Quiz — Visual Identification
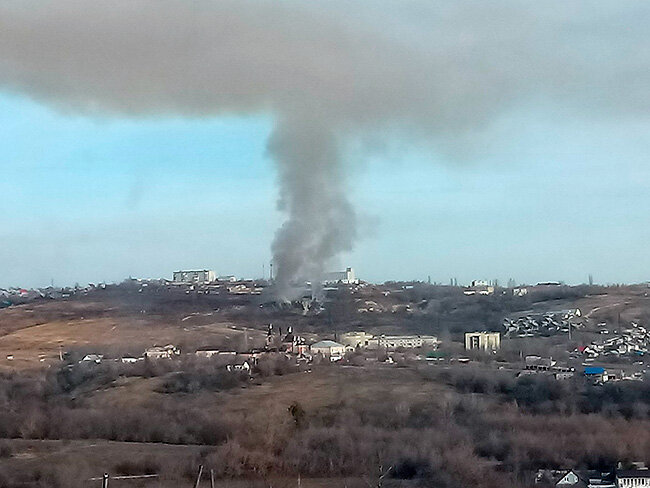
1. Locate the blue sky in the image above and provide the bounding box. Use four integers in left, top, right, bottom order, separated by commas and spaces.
1, 92, 649, 288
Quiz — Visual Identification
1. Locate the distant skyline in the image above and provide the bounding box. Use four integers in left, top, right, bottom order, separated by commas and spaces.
1, 92, 649, 289
1, 1, 649, 290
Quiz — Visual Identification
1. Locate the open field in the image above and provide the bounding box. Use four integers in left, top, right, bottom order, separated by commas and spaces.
0, 282, 649, 487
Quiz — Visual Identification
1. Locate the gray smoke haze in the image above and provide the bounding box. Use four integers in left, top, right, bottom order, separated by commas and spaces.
1, 0, 648, 295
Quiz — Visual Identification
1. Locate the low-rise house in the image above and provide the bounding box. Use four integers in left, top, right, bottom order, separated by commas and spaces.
226, 361, 251, 373
555, 372, 574, 380
217, 275, 237, 282
144, 344, 180, 359
616, 469, 650, 487
195, 349, 221, 358
555, 469, 587, 487
526, 355, 556, 371
120, 356, 141, 363
310, 340, 345, 359
81, 354, 103, 363
464, 285, 495, 296
584, 366, 608, 383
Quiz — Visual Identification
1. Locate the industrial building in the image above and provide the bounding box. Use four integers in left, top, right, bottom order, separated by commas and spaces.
339, 332, 439, 350
370, 334, 439, 350
172, 269, 216, 284
465, 331, 501, 351
323, 267, 358, 284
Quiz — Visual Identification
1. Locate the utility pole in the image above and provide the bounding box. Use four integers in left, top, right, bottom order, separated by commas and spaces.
102, 473, 109, 488
269, 262, 273, 281
210, 469, 215, 488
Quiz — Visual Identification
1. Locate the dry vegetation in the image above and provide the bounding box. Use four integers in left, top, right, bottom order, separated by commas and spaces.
0, 283, 649, 487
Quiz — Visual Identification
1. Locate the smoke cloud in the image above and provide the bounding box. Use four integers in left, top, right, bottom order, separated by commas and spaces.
1, 1, 648, 294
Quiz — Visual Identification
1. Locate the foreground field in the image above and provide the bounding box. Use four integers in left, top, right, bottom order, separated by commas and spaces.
1, 283, 649, 487
1, 360, 650, 488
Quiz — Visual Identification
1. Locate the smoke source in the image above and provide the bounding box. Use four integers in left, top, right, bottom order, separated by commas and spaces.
1, 1, 648, 296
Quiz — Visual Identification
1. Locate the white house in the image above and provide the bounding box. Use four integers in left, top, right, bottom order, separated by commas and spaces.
617, 469, 650, 487
310, 340, 346, 359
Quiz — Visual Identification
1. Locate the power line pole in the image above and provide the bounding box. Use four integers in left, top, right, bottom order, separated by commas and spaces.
102, 473, 109, 488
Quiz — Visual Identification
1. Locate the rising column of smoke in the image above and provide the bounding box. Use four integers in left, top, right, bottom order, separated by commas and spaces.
0, 0, 649, 299
268, 116, 355, 299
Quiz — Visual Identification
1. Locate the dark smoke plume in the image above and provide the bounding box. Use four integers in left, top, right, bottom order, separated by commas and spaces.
1, 1, 648, 296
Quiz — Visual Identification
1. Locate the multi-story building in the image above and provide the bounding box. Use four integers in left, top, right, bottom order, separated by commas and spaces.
465, 331, 501, 351
172, 269, 216, 284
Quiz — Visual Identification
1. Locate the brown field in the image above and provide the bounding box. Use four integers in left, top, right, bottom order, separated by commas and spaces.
1, 283, 649, 487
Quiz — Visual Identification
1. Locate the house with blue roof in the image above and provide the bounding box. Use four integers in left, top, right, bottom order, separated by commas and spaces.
584, 366, 608, 382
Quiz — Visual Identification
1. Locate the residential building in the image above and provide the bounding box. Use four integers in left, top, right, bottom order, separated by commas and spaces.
195, 349, 221, 358
217, 275, 237, 282
227, 361, 251, 373
144, 344, 180, 359
465, 331, 501, 351
464, 285, 495, 296
584, 366, 608, 383
310, 340, 346, 358
526, 355, 556, 371
172, 270, 216, 284
617, 469, 650, 487
81, 354, 103, 363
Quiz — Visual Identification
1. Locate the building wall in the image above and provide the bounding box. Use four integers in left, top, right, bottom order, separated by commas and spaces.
340, 332, 374, 348
323, 267, 358, 284
465, 332, 501, 351
173, 270, 216, 283
370, 335, 439, 350
311, 345, 346, 356
617, 477, 650, 487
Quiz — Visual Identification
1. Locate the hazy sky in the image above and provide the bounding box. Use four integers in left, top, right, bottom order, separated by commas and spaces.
1, 1, 649, 288
2, 92, 649, 288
